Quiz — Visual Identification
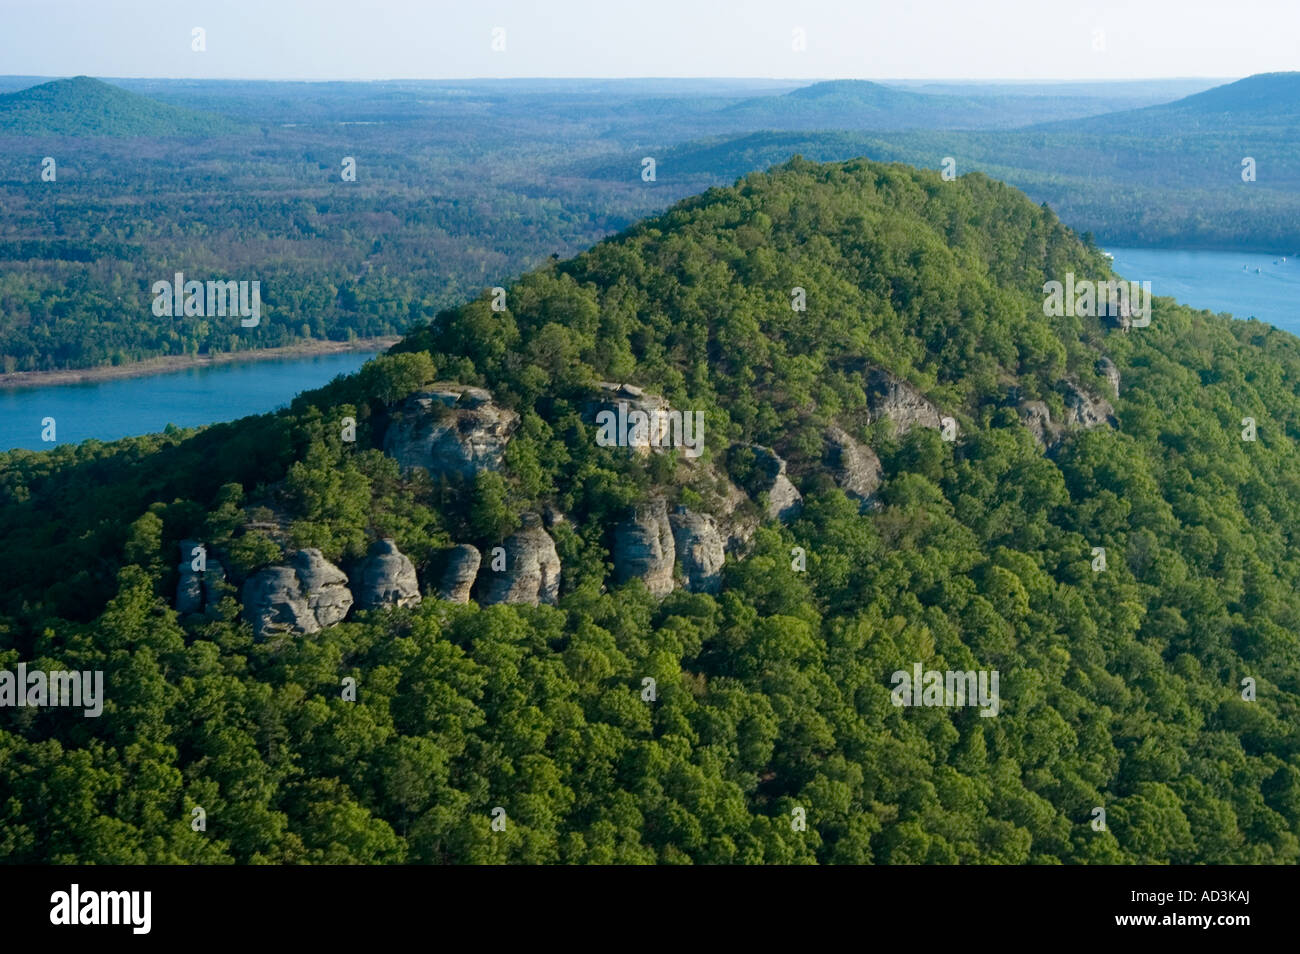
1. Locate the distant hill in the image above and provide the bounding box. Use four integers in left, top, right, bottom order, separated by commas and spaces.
589, 73, 1300, 250
0, 76, 240, 136
1163, 71, 1300, 118
1030, 71, 1300, 134
712, 79, 1161, 131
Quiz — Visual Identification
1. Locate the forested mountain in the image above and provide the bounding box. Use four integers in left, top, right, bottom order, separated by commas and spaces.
0, 76, 240, 137
2, 158, 1297, 864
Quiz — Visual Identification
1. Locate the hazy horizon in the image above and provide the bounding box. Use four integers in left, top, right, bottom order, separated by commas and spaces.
0, 0, 1295, 82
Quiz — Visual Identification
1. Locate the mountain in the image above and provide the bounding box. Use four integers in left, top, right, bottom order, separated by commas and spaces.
0, 76, 240, 136
2, 158, 1299, 864
713, 79, 1114, 131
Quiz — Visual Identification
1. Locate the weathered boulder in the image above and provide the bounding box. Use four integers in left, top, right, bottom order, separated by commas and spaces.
176, 540, 225, 615
242, 567, 314, 638
1096, 357, 1121, 398
292, 548, 354, 627
1062, 380, 1117, 430
479, 515, 561, 606
716, 477, 758, 554
746, 444, 802, 521
242, 548, 353, 638
669, 507, 726, 593
1018, 401, 1064, 449
176, 539, 204, 615
436, 544, 481, 604
824, 426, 883, 503
866, 368, 942, 434
1102, 295, 1133, 332
383, 385, 518, 479
613, 498, 676, 596
1019, 381, 1116, 451
583, 382, 703, 458
355, 539, 421, 611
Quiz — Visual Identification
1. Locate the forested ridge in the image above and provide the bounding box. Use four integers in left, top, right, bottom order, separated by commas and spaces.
1, 158, 1298, 864
588, 73, 1300, 252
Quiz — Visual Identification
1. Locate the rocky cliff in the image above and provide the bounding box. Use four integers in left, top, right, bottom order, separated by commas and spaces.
242, 548, 353, 639
478, 515, 562, 606
354, 539, 422, 611
383, 385, 519, 479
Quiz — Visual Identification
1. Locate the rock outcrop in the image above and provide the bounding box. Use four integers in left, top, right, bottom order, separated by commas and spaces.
824, 426, 883, 503
354, 539, 421, 611
175, 540, 226, 616
242, 567, 312, 638
866, 368, 942, 434
669, 507, 726, 593
747, 444, 803, 521
242, 548, 353, 638
713, 474, 759, 555
435, 544, 481, 604
383, 385, 518, 479
613, 498, 676, 596
478, 515, 561, 606
1018, 401, 1064, 449
1062, 380, 1117, 430
1019, 380, 1117, 451
1096, 357, 1120, 398
583, 382, 703, 458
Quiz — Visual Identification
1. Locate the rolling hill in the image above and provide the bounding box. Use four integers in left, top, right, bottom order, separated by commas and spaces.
0, 76, 240, 136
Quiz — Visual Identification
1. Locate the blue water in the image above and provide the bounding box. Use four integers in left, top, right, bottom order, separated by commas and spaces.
1107, 247, 1300, 335
0, 350, 378, 453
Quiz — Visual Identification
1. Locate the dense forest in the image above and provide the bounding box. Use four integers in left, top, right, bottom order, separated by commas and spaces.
1, 159, 1297, 863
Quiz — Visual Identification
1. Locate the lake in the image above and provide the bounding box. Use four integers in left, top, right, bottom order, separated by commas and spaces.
0, 350, 378, 453
1107, 247, 1300, 335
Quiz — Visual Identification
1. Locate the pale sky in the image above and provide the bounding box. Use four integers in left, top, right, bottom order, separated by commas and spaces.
0, 0, 1295, 81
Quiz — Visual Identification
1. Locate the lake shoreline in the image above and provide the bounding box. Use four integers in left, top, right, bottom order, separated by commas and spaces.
0, 337, 400, 391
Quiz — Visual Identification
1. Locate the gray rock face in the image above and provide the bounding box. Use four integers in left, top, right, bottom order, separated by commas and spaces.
292, 548, 354, 627
613, 498, 676, 596
176, 542, 204, 615
717, 477, 758, 554
583, 382, 703, 458
1103, 296, 1133, 332
436, 544, 481, 604
1019, 381, 1116, 451
383, 385, 519, 479
825, 426, 883, 503
669, 507, 726, 593
242, 548, 353, 638
176, 540, 226, 616
479, 515, 561, 606
1096, 357, 1121, 398
1018, 401, 1064, 449
748, 444, 803, 521
1062, 380, 1117, 430
242, 567, 313, 638
866, 368, 942, 434
355, 539, 421, 611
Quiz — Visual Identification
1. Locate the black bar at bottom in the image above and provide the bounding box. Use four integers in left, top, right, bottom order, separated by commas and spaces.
0, 863, 1277, 941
